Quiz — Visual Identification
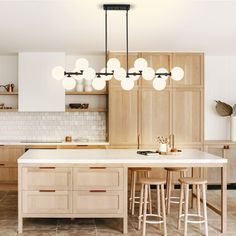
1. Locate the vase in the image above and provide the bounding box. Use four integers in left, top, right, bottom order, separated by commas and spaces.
231, 116, 236, 141
159, 143, 168, 153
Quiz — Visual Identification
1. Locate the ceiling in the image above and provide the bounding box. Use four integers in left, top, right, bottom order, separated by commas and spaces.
0, 0, 236, 55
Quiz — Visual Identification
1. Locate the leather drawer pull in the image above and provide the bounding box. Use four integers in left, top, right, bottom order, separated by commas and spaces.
0, 163, 5, 166
39, 190, 56, 192
39, 167, 56, 169
89, 190, 106, 193
89, 167, 106, 169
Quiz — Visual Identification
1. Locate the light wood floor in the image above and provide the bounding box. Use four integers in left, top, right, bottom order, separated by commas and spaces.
0, 190, 235, 235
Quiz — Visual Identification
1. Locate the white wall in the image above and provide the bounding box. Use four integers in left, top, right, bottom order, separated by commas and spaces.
204, 55, 236, 140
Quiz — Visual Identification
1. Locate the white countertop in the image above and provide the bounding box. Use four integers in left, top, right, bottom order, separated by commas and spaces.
18, 149, 227, 166
0, 141, 109, 146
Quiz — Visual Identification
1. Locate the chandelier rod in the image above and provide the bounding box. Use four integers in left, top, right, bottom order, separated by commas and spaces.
105, 9, 108, 74
126, 8, 129, 77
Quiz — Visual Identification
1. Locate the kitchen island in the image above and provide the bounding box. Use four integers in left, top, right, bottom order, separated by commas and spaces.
18, 149, 228, 234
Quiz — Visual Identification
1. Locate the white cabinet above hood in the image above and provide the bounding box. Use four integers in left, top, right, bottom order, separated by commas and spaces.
18, 52, 65, 112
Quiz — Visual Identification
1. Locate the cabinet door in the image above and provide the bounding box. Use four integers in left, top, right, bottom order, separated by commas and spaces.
140, 89, 171, 148
19, 52, 65, 111
173, 88, 203, 145
172, 53, 204, 87
109, 87, 138, 147
0, 146, 24, 183
226, 148, 236, 183
141, 53, 171, 87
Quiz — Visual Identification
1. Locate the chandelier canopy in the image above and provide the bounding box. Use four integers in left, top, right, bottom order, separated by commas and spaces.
52, 4, 184, 91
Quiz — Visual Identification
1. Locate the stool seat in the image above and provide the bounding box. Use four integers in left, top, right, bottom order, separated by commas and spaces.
140, 178, 166, 185
164, 167, 187, 172
179, 177, 207, 185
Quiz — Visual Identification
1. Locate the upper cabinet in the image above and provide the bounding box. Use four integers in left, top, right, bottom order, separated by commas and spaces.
172, 53, 204, 87
19, 52, 65, 112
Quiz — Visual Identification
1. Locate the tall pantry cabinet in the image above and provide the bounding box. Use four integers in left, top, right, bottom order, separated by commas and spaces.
108, 52, 204, 150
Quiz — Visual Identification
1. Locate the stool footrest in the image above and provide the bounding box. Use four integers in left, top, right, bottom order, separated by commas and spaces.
138, 214, 164, 225
179, 213, 206, 224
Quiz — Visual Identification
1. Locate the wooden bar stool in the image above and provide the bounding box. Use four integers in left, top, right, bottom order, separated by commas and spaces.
178, 177, 208, 236
129, 168, 152, 215
138, 178, 167, 236
165, 167, 187, 214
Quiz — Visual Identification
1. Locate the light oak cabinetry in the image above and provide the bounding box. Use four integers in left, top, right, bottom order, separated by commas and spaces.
204, 141, 236, 184
0, 146, 24, 184
108, 52, 204, 149
18, 165, 127, 233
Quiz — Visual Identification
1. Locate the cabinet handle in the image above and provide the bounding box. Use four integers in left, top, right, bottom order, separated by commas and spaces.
39, 190, 56, 192
0, 163, 5, 166
89, 190, 106, 193
39, 167, 56, 169
89, 167, 106, 169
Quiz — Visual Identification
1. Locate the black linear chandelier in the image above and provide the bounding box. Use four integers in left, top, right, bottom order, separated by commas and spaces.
52, 4, 184, 91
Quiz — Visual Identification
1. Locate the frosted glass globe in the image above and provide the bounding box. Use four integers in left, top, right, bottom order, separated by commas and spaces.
83, 67, 96, 81
100, 68, 113, 81
156, 68, 169, 80
128, 67, 140, 81
142, 67, 155, 80
121, 78, 135, 91
62, 77, 76, 90
107, 58, 120, 71
52, 66, 65, 80
92, 77, 106, 90
134, 58, 148, 71
171, 67, 184, 81
114, 67, 126, 81
153, 77, 166, 91
75, 58, 89, 70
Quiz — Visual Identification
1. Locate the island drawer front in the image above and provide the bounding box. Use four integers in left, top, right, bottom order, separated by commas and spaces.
22, 190, 72, 214
22, 167, 72, 190
73, 190, 123, 214
73, 167, 123, 190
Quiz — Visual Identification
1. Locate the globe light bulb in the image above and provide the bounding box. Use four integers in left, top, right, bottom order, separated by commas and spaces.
52, 66, 65, 80
121, 78, 135, 91
134, 58, 148, 71
100, 68, 113, 81
107, 58, 120, 71
92, 77, 106, 90
153, 77, 167, 91
142, 67, 155, 80
171, 67, 184, 81
62, 77, 76, 90
128, 67, 140, 81
83, 67, 96, 81
114, 67, 126, 81
156, 68, 169, 80
75, 58, 89, 70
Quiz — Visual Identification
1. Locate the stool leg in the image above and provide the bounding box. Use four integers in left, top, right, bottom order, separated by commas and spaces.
142, 184, 148, 236
131, 171, 137, 215
129, 170, 134, 210
202, 183, 209, 236
146, 171, 152, 214
197, 184, 201, 217
178, 183, 184, 230
161, 184, 167, 236
138, 183, 144, 230
166, 171, 172, 214
184, 184, 189, 236
157, 184, 160, 216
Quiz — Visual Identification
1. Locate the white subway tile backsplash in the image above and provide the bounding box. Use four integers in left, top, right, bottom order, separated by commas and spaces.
0, 112, 106, 141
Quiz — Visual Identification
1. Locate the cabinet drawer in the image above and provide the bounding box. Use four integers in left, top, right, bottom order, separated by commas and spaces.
22, 167, 71, 190
73, 190, 123, 214
23, 190, 71, 214
73, 167, 123, 190
0, 167, 17, 182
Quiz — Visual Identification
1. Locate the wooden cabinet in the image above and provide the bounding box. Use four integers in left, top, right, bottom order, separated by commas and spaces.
0, 146, 24, 183
19, 165, 125, 219
109, 87, 139, 148
73, 167, 123, 190
108, 52, 204, 149
23, 190, 72, 214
